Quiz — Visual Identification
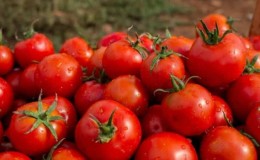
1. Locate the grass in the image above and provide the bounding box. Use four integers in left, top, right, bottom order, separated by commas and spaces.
0, 0, 192, 50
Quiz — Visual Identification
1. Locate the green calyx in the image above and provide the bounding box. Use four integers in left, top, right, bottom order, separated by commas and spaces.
129, 36, 148, 59
90, 109, 117, 143
196, 20, 232, 45
243, 55, 260, 74
14, 93, 64, 141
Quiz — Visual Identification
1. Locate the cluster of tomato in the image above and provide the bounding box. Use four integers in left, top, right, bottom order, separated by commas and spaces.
0, 13, 259, 159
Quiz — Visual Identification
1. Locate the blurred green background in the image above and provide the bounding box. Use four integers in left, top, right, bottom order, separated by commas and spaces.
0, 0, 192, 50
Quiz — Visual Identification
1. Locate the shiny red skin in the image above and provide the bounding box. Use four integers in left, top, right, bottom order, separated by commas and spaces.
4, 68, 22, 97
161, 83, 215, 136
139, 34, 156, 53
19, 63, 40, 100
200, 126, 257, 160
59, 37, 94, 75
135, 132, 198, 160
0, 151, 31, 160
42, 96, 78, 137
249, 35, 260, 51
102, 39, 144, 79
75, 100, 142, 160
0, 46, 14, 76
104, 75, 149, 117
0, 77, 14, 118
245, 49, 260, 70
141, 104, 169, 138
211, 95, 233, 127
245, 105, 260, 144
187, 33, 246, 87
97, 31, 128, 48
34, 53, 83, 98
74, 80, 105, 116
226, 73, 260, 123
6, 102, 67, 156
88, 46, 106, 78
14, 33, 54, 68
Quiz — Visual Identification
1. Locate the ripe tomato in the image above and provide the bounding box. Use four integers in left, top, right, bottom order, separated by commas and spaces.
200, 126, 257, 160
0, 45, 14, 76
6, 97, 67, 156
34, 53, 83, 98
161, 82, 215, 136
226, 73, 260, 123
75, 99, 142, 160
135, 132, 198, 160
0, 77, 14, 118
104, 75, 149, 117
249, 35, 260, 51
4, 68, 22, 97
97, 31, 128, 48
14, 33, 54, 68
187, 24, 246, 87
74, 80, 105, 116
0, 151, 31, 160
102, 39, 145, 79
245, 104, 260, 144
244, 49, 260, 73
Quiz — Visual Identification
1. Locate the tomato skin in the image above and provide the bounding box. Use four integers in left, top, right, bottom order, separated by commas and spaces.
226, 73, 260, 122
249, 35, 260, 51
0, 77, 14, 118
6, 102, 67, 156
161, 83, 215, 136
200, 126, 257, 160
74, 80, 105, 116
34, 53, 83, 98
104, 75, 149, 117
135, 132, 198, 160
0, 151, 31, 160
245, 105, 260, 144
102, 40, 144, 79
245, 49, 260, 70
4, 68, 22, 97
75, 100, 142, 160
0, 46, 14, 76
14, 33, 55, 68
187, 33, 246, 87
97, 31, 128, 48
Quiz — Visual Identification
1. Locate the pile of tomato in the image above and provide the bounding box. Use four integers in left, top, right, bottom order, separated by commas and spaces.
0, 13, 259, 160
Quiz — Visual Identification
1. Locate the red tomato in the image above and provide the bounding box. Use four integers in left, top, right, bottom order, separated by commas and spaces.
0, 151, 31, 160
135, 132, 198, 160
249, 35, 260, 51
97, 31, 128, 48
4, 68, 22, 97
14, 33, 54, 68
140, 104, 169, 138
6, 98, 67, 156
75, 100, 142, 160
161, 82, 215, 136
245, 104, 260, 144
200, 126, 257, 160
0, 77, 14, 118
104, 75, 149, 117
88, 46, 106, 78
244, 49, 260, 73
34, 53, 83, 98
139, 33, 156, 53
187, 30, 246, 87
102, 39, 145, 79
0, 45, 14, 76
226, 73, 260, 122
74, 80, 105, 116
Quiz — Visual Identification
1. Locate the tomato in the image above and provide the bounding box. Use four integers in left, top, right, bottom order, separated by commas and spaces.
75, 99, 142, 160
104, 75, 149, 117
244, 49, 260, 73
102, 39, 145, 79
140, 47, 186, 102
4, 68, 22, 98
59, 37, 94, 76
19, 63, 40, 100
6, 97, 67, 156
139, 33, 156, 53
187, 22, 246, 87
88, 46, 106, 78
34, 53, 83, 98
135, 132, 198, 160
0, 45, 14, 76
14, 32, 54, 68
140, 104, 169, 138
0, 151, 31, 160
0, 77, 14, 118
211, 95, 233, 127
97, 31, 128, 48
226, 73, 260, 123
245, 104, 260, 144
74, 80, 105, 116
200, 126, 257, 160
161, 82, 215, 136
249, 35, 260, 51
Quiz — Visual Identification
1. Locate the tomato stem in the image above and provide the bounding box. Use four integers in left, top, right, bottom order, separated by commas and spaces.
244, 55, 260, 74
